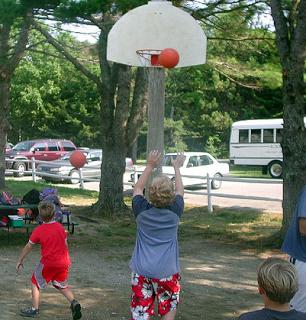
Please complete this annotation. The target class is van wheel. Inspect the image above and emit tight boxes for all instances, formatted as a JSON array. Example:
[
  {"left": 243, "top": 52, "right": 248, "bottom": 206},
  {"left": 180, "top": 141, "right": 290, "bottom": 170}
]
[
  {"left": 268, "top": 161, "right": 283, "bottom": 178},
  {"left": 69, "top": 170, "right": 80, "bottom": 184},
  {"left": 13, "top": 162, "right": 26, "bottom": 177},
  {"left": 211, "top": 173, "right": 222, "bottom": 189}
]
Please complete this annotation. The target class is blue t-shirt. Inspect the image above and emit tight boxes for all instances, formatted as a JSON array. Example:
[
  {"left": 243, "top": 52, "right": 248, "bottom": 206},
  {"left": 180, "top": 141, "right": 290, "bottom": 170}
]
[
  {"left": 239, "top": 308, "right": 306, "bottom": 319},
  {"left": 282, "top": 185, "right": 306, "bottom": 262},
  {"left": 129, "top": 194, "right": 184, "bottom": 279}
]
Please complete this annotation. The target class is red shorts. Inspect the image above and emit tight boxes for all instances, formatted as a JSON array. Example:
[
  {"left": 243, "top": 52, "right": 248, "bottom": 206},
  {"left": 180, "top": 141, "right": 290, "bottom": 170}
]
[
  {"left": 31, "top": 262, "right": 69, "bottom": 289},
  {"left": 131, "top": 272, "right": 181, "bottom": 319}
]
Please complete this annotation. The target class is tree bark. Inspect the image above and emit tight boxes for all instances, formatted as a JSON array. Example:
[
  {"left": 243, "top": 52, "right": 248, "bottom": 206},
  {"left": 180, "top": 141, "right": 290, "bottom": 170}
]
[
  {"left": 0, "top": 77, "right": 11, "bottom": 189},
  {"left": 270, "top": 0, "right": 306, "bottom": 236}
]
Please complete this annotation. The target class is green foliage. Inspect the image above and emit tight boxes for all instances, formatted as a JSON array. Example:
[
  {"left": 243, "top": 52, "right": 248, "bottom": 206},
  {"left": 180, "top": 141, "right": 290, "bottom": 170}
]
[
  {"left": 163, "top": 9, "right": 283, "bottom": 158},
  {"left": 10, "top": 30, "right": 101, "bottom": 147}
]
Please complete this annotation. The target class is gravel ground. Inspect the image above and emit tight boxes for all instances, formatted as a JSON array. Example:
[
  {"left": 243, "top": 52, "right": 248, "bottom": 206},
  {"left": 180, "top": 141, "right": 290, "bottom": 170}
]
[{"left": 1, "top": 237, "right": 284, "bottom": 320}]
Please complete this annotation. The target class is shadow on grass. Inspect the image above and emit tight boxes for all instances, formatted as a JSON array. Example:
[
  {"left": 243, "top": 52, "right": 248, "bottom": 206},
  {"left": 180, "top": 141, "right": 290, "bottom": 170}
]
[{"left": 0, "top": 201, "right": 283, "bottom": 251}]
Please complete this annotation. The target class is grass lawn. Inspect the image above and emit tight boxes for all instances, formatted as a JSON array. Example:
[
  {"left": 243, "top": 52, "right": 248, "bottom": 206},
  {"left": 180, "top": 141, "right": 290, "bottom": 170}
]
[
  {"left": 229, "top": 165, "right": 269, "bottom": 178},
  {"left": 0, "top": 180, "right": 282, "bottom": 249}
]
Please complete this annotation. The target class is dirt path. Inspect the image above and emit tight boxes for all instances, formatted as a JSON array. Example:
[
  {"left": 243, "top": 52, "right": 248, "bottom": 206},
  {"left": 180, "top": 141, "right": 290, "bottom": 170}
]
[{"left": 1, "top": 239, "right": 283, "bottom": 320}]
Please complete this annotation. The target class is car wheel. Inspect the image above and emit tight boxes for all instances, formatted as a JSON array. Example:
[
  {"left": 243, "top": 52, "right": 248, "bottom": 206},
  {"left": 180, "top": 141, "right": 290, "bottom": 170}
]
[
  {"left": 69, "top": 170, "right": 80, "bottom": 184},
  {"left": 268, "top": 161, "right": 283, "bottom": 178},
  {"left": 13, "top": 162, "right": 26, "bottom": 177},
  {"left": 211, "top": 173, "right": 222, "bottom": 189}
]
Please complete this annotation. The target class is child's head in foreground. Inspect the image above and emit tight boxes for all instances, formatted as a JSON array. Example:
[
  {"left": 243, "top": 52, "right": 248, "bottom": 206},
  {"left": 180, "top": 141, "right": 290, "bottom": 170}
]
[
  {"left": 149, "top": 174, "right": 175, "bottom": 208},
  {"left": 38, "top": 201, "right": 55, "bottom": 222},
  {"left": 257, "top": 257, "right": 298, "bottom": 304}
]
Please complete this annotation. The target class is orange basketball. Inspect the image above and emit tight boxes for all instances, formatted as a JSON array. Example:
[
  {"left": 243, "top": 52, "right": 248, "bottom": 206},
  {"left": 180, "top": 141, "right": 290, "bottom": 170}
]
[
  {"left": 69, "top": 150, "right": 86, "bottom": 168},
  {"left": 158, "top": 48, "right": 180, "bottom": 68}
]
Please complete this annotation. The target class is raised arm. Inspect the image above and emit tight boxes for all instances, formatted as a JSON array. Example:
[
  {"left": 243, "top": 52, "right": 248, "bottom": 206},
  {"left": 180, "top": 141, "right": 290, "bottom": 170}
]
[
  {"left": 171, "top": 153, "right": 186, "bottom": 196},
  {"left": 133, "top": 150, "right": 162, "bottom": 197},
  {"left": 16, "top": 242, "right": 33, "bottom": 272}
]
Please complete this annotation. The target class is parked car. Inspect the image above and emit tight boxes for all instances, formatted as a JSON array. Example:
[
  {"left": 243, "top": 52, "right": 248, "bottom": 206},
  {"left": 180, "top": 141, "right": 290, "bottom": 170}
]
[
  {"left": 131, "top": 152, "right": 229, "bottom": 189},
  {"left": 5, "top": 139, "right": 76, "bottom": 177},
  {"left": 37, "top": 149, "right": 133, "bottom": 184}
]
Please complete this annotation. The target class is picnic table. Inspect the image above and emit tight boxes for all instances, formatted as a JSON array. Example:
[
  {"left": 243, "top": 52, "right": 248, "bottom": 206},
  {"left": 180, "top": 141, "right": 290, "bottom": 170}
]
[{"left": 0, "top": 204, "right": 77, "bottom": 243}]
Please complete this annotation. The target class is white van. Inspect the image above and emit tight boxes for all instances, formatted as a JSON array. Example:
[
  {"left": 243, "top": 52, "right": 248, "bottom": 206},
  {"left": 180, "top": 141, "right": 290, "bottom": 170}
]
[{"left": 229, "top": 118, "right": 306, "bottom": 178}]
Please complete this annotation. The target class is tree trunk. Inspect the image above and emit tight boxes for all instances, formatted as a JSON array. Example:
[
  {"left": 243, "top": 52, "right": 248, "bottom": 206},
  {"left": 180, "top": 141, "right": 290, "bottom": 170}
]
[
  {"left": 281, "top": 59, "right": 306, "bottom": 235},
  {"left": 0, "top": 77, "right": 11, "bottom": 189},
  {"left": 97, "top": 63, "right": 131, "bottom": 214},
  {"left": 270, "top": 0, "right": 306, "bottom": 237},
  {"left": 97, "top": 143, "right": 128, "bottom": 214}
]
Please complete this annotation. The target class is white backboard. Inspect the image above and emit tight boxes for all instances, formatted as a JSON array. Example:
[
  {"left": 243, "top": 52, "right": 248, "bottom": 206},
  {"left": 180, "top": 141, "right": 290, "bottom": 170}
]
[{"left": 107, "top": 1, "right": 207, "bottom": 68}]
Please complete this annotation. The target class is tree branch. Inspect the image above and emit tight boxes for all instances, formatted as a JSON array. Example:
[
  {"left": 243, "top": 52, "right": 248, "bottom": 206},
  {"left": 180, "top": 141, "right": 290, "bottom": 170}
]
[
  {"left": 7, "top": 9, "right": 33, "bottom": 74},
  {"left": 214, "top": 66, "right": 261, "bottom": 89},
  {"left": 292, "top": 0, "right": 306, "bottom": 60},
  {"left": 126, "top": 68, "right": 148, "bottom": 148},
  {"left": 270, "top": 0, "right": 290, "bottom": 68},
  {"left": 32, "top": 19, "right": 101, "bottom": 86}
]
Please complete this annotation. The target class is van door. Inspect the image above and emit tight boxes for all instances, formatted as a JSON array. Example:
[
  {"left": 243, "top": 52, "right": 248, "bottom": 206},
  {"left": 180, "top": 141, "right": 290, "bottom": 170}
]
[
  {"left": 31, "top": 142, "right": 48, "bottom": 162},
  {"left": 45, "top": 141, "right": 61, "bottom": 161}
]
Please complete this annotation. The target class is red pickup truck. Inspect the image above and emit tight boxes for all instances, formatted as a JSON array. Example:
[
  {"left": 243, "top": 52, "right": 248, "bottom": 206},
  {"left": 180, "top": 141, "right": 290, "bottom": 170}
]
[{"left": 5, "top": 139, "right": 76, "bottom": 177}]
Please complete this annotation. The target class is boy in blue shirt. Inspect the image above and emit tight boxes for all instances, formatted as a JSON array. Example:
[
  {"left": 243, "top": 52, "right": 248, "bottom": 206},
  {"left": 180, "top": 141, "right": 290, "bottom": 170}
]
[{"left": 130, "top": 150, "right": 185, "bottom": 320}]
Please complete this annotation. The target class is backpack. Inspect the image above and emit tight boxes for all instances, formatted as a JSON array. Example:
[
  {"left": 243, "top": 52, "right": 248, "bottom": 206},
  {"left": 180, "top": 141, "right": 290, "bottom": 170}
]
[
  {"left": 23, "top": 189, "right": 41, "bottom": 204},
  {"left": 40, "top": 187, "right": 58, "bottom": 200},
  {"left": 39, "top": 187, "right": 63, "bottom": 222},
  {"left": 0, "top": 191, "right": 20, "bottom": 205}
]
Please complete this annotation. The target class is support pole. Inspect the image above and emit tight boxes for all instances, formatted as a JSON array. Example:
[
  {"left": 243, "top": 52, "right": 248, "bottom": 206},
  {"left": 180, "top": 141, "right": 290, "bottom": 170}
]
[
  {"left": 207, "top": 173, "right": 213, "bottom": 213},
  {"left": 145, "top": 67, "right": 166, "bottom": 197}
]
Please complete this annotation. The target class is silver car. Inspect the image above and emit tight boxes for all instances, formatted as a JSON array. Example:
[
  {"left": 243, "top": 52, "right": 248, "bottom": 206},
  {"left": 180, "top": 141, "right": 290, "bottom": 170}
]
[
  {"left": 36, "top": 149, "right": 102, "bottom": 183},
  {"left": 37, "top": 149, "right": 133, "bottom": 184}
]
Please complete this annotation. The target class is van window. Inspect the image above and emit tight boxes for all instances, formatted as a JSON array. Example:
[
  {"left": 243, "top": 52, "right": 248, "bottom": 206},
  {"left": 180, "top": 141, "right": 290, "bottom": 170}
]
[
  {"left": 263, "top": 129, "right": 274, "bottom": 143},
  {"left": 239, "top": 130, "right": 249, "bottom": 143},
  {"left": 33, "top": 143, "right": 46, "bottom": 151},
  {"left": 251, "top": 129, "right": 261, "bottom": 143},
  {"left": 276, "top": 129, "right": 283, "bottom": 143},
  {"left": 62, "top": 141, "right": 76, "bottom": 151},
  {"left": 47, "top": 141, "right": 59, "bottom": 151}
]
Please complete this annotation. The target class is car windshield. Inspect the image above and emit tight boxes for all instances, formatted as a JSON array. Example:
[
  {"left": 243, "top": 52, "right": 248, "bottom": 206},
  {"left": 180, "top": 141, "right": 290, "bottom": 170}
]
[{"left": 13, "top": 141, "right": 35, "bottom": 151}]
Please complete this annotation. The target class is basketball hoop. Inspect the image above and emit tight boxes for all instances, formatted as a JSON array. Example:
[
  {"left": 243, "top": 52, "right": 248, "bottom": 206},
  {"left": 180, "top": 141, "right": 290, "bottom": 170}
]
[{"left": 136, "top": 49, "right": 162, "bottom": 67}]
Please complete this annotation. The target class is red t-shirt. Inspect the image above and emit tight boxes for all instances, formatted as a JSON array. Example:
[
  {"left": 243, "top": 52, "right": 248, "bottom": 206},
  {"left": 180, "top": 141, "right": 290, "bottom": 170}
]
[{"left": 29, "top": 222, "right": 71, "bottom": 267}]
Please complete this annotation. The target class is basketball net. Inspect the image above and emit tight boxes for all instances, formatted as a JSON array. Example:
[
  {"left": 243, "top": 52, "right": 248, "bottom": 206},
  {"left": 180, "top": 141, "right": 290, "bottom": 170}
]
[{"left": 136, "top": 49, "right": 162, "bottom": 68}]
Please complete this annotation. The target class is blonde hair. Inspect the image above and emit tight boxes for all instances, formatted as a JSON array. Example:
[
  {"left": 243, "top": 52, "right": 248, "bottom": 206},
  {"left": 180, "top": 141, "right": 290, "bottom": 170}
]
[
  {"left": 257, "top": 257, "right": 298, "bottom": 304},
  {"left": 149, "top": 174, "right": 175, "bottom": 208},
  {"left": 38, "top": 201, "right": 55, "bottom": 222}
]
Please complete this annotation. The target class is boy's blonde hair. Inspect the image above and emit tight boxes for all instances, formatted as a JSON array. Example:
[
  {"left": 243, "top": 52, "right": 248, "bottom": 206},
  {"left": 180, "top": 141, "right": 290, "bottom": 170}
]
[
  {"left": 149, "top": 174, "right": 175, "bottom": 208},
  {"left": 38, "top": 201, "right": 55, "bottom": 222},
  {"left": 257, "top": 257, "right": 298, "bottom": 304}
]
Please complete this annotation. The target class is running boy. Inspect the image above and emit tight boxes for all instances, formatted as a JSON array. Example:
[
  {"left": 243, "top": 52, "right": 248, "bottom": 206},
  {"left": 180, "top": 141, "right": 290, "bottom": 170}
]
[
  {"left": 238, "top": 257, "right": 306, "bottom": 320},
  {"left": 16, "top": 201, "right": 81, "bottom": 319},
  {"left": 130, "top": 150, "right": 186, "bottom": 320}
]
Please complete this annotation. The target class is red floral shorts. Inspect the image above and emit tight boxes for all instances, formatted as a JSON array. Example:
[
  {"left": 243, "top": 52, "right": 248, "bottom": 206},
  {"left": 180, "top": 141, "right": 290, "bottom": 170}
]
[{"left": 131, "top": 272, "right": 181, "bottom": 319}]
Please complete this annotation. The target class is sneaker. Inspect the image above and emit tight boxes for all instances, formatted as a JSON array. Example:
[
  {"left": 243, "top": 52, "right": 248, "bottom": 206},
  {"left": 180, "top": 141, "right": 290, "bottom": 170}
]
[
  {"left": 70, "top": 299, "right": 82, "bottom": 320},
  {"left": 20, "top": 307, "right": 39, "bottom": 318}
]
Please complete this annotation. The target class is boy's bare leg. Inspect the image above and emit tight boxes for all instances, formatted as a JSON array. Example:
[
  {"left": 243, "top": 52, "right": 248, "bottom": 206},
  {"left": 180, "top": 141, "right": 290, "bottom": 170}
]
[
  {"left": 57, "top": 287, "right": 75, "bottom": 303},
  {"left": 161, "top": 310, "right": 176, "bottom": 320},
  {"left": 31, "top": 283, "right": 40, "bottom": 310}
]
